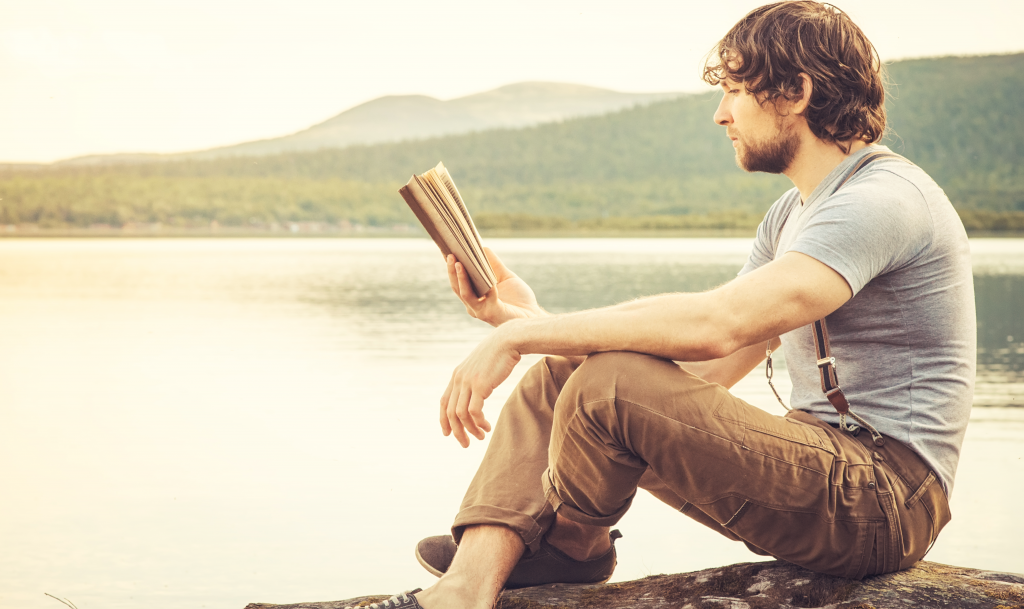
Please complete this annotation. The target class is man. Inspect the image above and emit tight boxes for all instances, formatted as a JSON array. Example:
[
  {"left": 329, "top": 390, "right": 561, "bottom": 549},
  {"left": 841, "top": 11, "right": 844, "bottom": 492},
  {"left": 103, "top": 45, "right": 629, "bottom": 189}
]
[{"left": 352, "top": 3, "right": 975, "bottom": 608}]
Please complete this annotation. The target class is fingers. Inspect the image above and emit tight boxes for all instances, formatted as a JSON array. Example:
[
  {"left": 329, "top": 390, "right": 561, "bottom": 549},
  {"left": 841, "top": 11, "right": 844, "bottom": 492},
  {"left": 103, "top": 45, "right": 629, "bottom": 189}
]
[
  {"left": 439, "top": 377, "right": 454, "bottom": 437},
  {"left": 455, "top": 261, "right": 486, "bottom": 305},
  {"left": 468, "top": 392, "right": 491, "bottom": 434},
  {"left": 446, "top": 377, "right": 470, "bottom": 448},
  {"left": 455, "top": 387, "right": 484, "bottom": 442},
  {"left": 441, "top": 369, "right": 493, "bottom": 448},
  {"left": 445, "top": 254, "right": 462, "bottom": 297},
  {"left": 447, "top": 254, "right": 489, "bottom": 318}
]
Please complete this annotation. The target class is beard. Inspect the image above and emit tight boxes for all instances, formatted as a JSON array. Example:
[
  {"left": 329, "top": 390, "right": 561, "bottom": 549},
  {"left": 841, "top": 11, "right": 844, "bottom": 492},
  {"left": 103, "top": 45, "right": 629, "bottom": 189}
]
[{"left": 735, "top": 123, "right": 799, "bottom": 174}]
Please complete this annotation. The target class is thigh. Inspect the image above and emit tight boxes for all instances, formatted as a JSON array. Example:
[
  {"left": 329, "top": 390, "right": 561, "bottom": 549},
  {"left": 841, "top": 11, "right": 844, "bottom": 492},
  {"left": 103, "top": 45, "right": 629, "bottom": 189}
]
[
  {"left": 560, "top": 351, "right": 840, "bottom": 508},
  {"left": 559, "top": 352, "right": 886, "bottom": 577}
]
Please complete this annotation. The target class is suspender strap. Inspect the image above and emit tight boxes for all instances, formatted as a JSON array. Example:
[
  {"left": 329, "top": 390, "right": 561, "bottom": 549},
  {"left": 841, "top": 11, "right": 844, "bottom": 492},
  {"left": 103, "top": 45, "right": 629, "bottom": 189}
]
[
  {"left": 812, "top": 151, "right": 912, "bottom": 421},
  {"left": 812, "top": 319, "right": 850, "bottom": 414}
]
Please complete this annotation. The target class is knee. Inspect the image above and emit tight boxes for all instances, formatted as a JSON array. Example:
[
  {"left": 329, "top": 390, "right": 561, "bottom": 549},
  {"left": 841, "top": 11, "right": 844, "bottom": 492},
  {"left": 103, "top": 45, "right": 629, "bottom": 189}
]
[
  {"left": 570, "top": 351, "right": 670, "bottom": 389},
  {"left": 504, "top": 356, "right": 582, "bottom": 418},
  {"left": 560, "top": 351, "right": 708, "bottom": 420},
  {"left": 521, "top": 355, "right": 578, "bottom": 388},
  {"left": 561, "top": 352, "right": 669, "bottom": 405}
]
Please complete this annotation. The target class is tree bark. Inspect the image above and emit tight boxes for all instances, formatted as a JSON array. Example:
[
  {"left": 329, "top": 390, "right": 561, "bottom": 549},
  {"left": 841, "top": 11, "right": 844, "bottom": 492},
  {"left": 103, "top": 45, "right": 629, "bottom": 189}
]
[{"left": 244, "top": 560, "right": 1024, "bottom": 609}]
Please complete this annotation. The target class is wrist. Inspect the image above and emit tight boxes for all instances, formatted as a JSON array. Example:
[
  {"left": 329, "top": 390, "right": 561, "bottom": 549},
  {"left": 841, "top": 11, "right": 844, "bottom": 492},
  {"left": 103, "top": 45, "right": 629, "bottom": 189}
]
[{"left": 496, "top": 317, "right": 529, "bottom": 354}]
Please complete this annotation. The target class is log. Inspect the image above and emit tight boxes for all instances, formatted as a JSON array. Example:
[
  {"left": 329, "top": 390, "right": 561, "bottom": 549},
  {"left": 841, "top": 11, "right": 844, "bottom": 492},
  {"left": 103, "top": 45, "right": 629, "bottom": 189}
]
[{"left": 244, "top": 560, "right": 1024, "bottom": 609}]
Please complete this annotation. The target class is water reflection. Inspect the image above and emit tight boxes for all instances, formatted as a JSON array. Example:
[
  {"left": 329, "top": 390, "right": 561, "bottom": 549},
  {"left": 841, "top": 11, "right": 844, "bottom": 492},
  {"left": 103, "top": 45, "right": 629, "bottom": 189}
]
[
  {"left": 974, "top": 274, "right": 1024, "bottom": 406},
  {"left": 307, "top": 239, "right": 1023, "bottom": 406}
]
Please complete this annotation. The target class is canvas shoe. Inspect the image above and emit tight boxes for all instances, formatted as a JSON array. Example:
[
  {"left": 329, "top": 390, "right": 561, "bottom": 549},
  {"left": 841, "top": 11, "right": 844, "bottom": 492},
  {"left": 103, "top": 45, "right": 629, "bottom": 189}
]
[
  {"left": 344, "top": 589, "right": 424, "bottom": 609},
  {"left": 415, "top": 529, "right": 622, "bottom": 589}
]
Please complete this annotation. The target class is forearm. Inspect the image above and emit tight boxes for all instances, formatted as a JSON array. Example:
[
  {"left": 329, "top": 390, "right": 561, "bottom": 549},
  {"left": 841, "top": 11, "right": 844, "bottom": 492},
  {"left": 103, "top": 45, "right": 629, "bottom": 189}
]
[
  {"left": 498, "top": 253, "right": 852, "bottom": 362},
  {"left": 499, "top": 291, "right": 742, "bottom": 362},
  {"left": 679, "top": 338, "right": 780, "bottom": 388}
]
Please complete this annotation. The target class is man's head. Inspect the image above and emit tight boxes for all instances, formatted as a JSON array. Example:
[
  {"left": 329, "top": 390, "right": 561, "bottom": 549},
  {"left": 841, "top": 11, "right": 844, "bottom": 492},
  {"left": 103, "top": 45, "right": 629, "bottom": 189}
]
[{"left": 704, "top": 1, "right": 887, "bottom": 171}]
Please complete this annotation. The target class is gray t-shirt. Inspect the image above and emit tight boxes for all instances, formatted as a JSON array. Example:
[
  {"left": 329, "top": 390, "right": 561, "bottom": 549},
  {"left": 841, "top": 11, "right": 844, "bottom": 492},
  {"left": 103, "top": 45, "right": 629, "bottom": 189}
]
[{"left": 739, "top": 145, "right": 976, "bottom": 495}]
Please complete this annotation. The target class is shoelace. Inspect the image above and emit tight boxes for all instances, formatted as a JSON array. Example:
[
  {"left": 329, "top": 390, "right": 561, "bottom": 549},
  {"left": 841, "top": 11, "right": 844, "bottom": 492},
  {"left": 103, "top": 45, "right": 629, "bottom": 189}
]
[{"left": 344, "top": 590, "right": 417, "bottom": 609}]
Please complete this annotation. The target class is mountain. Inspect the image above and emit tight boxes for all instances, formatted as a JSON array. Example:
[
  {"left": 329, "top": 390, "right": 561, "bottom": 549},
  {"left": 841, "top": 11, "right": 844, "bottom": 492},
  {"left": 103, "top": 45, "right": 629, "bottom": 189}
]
[
  {"left": 2, "top": 53, "right": 1022, "bottom": 232},
  {"left": 57, "top": 82, "right": 682, "bottom": 165}
]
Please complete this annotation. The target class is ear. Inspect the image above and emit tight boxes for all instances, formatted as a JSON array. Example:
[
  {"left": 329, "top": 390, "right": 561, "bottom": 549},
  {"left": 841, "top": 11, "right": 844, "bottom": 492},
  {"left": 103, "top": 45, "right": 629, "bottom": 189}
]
[{"left": 791, "top": 73, "right": 813, "bottom": 115}]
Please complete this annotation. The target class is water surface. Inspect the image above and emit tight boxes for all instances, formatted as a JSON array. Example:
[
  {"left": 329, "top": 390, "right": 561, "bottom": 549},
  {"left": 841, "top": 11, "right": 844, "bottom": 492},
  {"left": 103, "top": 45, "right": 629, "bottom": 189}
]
[{"left": 0, "top": 238, "right": 1021, "bottom": 609}]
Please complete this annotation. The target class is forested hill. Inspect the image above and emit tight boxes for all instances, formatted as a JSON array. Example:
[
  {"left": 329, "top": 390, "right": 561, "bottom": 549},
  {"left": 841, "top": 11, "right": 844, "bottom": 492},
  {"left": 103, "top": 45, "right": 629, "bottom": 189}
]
[
  {"left": 57, "top": 83, "right": 684, "bottom": 164},
  {"left": 1, "top": 53, "right": 1021, "bottom": 232}
]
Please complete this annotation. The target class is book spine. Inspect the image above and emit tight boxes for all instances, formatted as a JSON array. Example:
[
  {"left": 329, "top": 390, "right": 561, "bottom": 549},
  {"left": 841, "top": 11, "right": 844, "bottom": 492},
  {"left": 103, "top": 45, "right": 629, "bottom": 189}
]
[{"left": 399, "top": 184, "right": 452, "bottom": 259}]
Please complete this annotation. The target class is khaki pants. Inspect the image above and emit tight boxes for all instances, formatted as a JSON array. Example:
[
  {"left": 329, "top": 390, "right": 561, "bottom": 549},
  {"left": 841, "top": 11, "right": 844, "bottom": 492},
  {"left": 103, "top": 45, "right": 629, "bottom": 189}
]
[{"left": 452, "top": 353, "right": 951, "bottom": 579}]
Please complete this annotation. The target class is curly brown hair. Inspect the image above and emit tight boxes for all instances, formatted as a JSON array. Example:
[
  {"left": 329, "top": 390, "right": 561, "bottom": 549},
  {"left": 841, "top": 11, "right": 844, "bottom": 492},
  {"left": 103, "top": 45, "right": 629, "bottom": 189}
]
[{"left": 703, "top": 1, "right": 887, "bottom": 151}]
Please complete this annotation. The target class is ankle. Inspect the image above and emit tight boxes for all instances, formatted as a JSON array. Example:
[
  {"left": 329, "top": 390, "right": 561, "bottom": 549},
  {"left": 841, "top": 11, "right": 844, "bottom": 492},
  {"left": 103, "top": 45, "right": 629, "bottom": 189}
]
[{"left": 416, "top": 576, "right": 493, "bottom": 609}]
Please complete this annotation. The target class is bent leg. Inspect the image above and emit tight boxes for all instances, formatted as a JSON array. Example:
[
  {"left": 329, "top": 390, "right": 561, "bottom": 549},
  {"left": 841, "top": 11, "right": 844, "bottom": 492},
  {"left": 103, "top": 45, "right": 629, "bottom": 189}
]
[
  {"left": 452, "top": 356, "right": 581, "bottom": 552},
  {"left": 543, "top": 351, "right": 892, "bottom": 579}
]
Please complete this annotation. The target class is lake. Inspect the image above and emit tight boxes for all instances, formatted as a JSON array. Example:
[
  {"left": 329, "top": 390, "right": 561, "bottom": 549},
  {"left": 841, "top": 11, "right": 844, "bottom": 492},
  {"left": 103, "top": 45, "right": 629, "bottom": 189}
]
[{"left": 0, "top": 237, "right": 1021, "bottom": 609}]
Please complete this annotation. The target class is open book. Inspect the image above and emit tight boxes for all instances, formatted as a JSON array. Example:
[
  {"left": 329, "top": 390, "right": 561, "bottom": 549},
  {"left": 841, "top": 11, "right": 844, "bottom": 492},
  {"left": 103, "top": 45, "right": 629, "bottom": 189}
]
[{"left": 399, "top": 162, "right": 496, "bottom": 297}]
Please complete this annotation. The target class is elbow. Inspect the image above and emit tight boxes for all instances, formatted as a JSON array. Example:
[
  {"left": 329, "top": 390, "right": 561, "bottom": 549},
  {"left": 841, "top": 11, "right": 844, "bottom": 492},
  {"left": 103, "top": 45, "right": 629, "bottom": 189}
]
[
  {"left": 665, "top": 325, "right": 741, "bottom": 362},
  {"left": 719, "top": 329, "right": 751, "bottom": 360},
  {"left": 691, "top": 311, "right": 751, "bottom": 361},
  {"left": 704, "top": 334, "right": 745, "bottom": 361},
  {"left": 655, "top": 291, "right": 761, "bottom": 361}
]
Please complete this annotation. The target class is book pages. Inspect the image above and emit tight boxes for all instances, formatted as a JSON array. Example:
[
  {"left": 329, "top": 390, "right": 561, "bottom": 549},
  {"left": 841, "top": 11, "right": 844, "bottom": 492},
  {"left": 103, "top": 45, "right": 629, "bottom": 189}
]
[
  {"left": 433, "top": 163, "right": 495, "bottom": 285},
  {"left": 423, "top": 165, "right": 495, "bottom": 286},
  {"left": 401, "top": 177, "right": 487, "bottom": 295},
  {"left": 398, "top": 163, "right": 496, "bottom": 297},
  {"left": 416, "top": 174, "right": 488, "bottom": 282}
]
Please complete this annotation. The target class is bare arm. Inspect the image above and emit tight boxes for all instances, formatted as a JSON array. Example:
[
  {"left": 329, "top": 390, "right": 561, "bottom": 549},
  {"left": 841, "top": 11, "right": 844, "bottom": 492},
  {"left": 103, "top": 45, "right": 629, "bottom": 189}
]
[
  {"left": 440, "top": 251, "right": 852, "bottom": 447},
  {"left": 681, "top": 337, "right": 781, "bottom": 389},
  {"left": 500, "top": 252, "right": 849, "bottom": 361}
]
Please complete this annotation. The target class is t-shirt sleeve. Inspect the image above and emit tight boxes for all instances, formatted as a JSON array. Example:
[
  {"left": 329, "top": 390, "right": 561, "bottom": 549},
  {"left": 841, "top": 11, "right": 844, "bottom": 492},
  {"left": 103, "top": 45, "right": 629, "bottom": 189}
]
[
  {"left": 739, "top": 189, "right": 799, "bottom": 277},
  {"left": 786, "top": 172, "right": 933, "bottom": 295}
]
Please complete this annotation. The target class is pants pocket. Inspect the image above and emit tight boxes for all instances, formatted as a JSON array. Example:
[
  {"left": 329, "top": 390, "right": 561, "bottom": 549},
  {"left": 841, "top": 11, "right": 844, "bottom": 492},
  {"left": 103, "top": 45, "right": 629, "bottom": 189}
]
[{"left": 894, "top": 468, "right": 952, "bottom": 570}]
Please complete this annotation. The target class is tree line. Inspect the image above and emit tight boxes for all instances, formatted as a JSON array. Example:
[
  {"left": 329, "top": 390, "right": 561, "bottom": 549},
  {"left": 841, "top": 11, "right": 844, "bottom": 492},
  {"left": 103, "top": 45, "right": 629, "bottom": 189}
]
[{"left": 1, "top": 53, "right": 1021, "bottom": 232}]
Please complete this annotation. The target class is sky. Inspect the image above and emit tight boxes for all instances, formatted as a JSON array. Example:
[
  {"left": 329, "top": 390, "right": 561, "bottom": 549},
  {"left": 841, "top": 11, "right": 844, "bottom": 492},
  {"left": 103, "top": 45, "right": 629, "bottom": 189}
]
[{"left": 2, "top": 0, "right": 1021, "bottom": 163}]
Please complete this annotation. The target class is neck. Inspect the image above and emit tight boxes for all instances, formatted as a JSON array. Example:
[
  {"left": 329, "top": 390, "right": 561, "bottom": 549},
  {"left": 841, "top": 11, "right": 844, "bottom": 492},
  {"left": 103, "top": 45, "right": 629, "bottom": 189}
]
[{"left": 785, "top": 137, "right": 869, "bottom": 202}]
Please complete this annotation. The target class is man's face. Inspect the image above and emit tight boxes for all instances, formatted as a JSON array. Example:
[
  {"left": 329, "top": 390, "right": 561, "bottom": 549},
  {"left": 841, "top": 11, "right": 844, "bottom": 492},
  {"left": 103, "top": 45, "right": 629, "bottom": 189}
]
[{"left": 713, "top": 79, "right": 798, "bottom": 174}]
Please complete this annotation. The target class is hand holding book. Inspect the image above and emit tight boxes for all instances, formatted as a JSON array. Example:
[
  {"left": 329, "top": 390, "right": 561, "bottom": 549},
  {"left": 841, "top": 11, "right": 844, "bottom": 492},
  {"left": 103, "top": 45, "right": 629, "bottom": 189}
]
[
  {"left": 444, "top": 248, "right": 544, "bottom": 327},
  {"left": 401, "top": 162, "right": 545, "bottom": 327}
]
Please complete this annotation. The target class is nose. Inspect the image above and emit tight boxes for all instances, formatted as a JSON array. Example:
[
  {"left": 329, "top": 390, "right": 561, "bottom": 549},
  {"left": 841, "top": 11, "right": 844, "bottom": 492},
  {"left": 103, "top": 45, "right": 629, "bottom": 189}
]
[{"left": 714, "top": 93, "right": 731, "bottom": 126}]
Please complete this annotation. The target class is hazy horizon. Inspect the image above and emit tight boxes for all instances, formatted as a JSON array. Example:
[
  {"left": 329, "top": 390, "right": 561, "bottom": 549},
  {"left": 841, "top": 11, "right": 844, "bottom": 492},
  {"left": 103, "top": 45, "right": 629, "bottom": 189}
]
[{"left": 3, "top": 0, "right": 1022, "bottom": 163}]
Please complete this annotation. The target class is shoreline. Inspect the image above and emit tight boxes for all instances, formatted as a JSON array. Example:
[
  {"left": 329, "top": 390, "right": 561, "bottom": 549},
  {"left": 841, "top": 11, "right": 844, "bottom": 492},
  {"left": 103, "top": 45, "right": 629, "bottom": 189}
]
[{"left": 2, "top": 227, "right": 1023, "bottom": 239}]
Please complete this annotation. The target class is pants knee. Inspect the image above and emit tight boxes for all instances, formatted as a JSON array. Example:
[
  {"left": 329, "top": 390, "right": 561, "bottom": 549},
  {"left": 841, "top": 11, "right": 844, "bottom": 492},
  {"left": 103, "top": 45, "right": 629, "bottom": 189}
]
[
  {"left": 521, "top": 355, "right": 578, "bottom": 388},
  {"left": 557, "top": 351, "right": 711, "bottom": 438},
  {"left": 563, "top": 351, "right": 684, "bottom": 405},
  {"left": 571, "top": 349, "right": 660, "bottom": 383}
]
